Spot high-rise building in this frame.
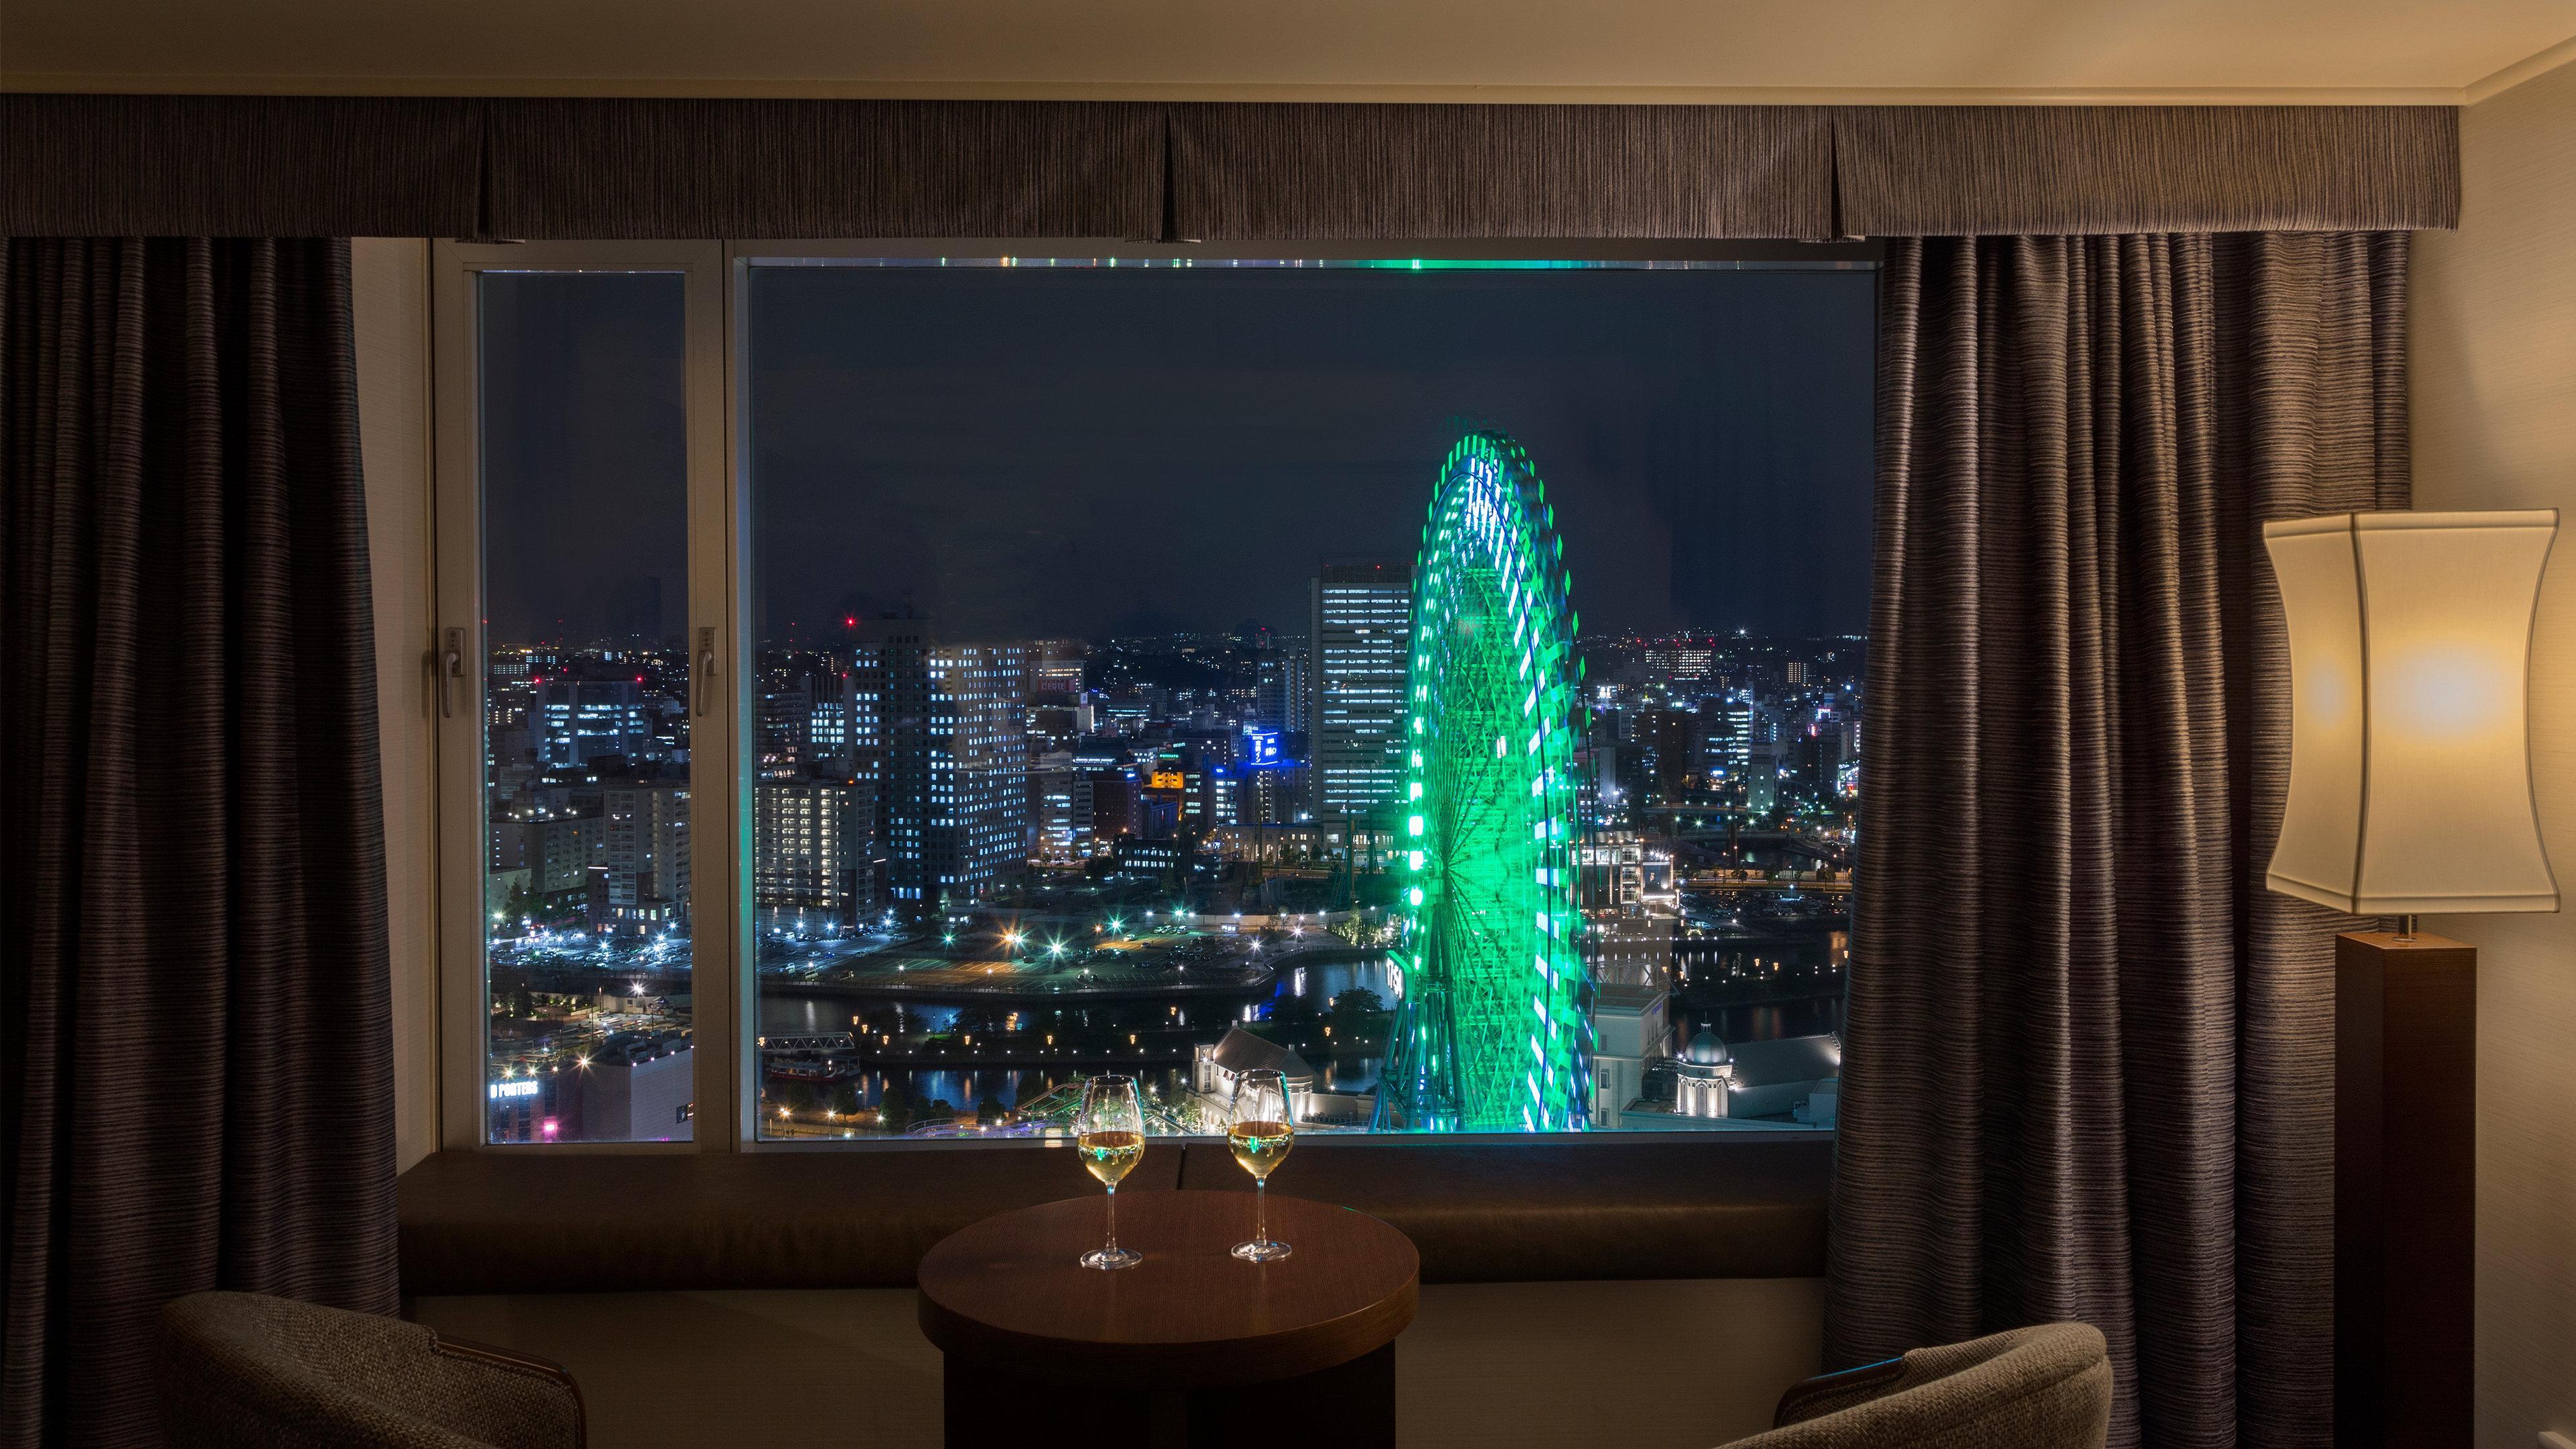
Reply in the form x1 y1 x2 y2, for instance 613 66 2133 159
1701 690 1756 796
756 676 814 777
1082 767 1140 842
535 679 649 766
1643 641 1716 686
807 682 852 769
1239 759 1311 824
1254 643 1312 737
596 778 690 936
1635 706 1703 797
1740 698 1786 812
754 777 872 922
1308 563 1412 820
1028 752 1087 863
492 810 606 900
852 619 1028 908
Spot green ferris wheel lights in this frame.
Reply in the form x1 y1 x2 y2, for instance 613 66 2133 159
1374 429 1593 1133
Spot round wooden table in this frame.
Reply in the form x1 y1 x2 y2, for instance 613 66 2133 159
918 1193 1419 1449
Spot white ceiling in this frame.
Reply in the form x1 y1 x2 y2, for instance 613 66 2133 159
4 0 2572 103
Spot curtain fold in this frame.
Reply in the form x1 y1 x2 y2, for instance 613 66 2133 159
1829 231 2407 1449
0 237 396 1449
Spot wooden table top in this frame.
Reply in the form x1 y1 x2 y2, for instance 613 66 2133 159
916 1193 1419 1387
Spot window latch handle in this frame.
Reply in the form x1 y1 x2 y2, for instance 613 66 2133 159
696 627 717 717
441 628 466 718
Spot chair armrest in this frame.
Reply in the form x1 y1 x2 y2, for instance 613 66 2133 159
1774 1356 1907 1428
426 1336 587 1449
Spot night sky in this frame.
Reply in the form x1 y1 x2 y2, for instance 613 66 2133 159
482 263 1877 647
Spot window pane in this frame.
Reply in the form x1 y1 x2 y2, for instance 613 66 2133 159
744 260 1868 1140
479 272 694 1144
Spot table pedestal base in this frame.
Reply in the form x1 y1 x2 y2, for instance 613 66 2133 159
943 1343 1396 1449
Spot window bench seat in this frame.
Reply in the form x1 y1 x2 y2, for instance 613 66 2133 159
396 1138 1830 1297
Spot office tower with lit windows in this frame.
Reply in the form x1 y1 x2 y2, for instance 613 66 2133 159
1642 641 1716 686
755 676 814 776
1699 689 1758 798
753 777 872 922
1028 752 1087 863
535 679 650 766
1254 642 1311 737
1308 563 1412 820
852 618 1029 908
806 671 852 771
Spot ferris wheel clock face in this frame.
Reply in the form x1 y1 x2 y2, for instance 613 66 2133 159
1374 430 1593 1134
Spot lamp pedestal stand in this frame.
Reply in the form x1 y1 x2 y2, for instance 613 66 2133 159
2334 930 2475 1449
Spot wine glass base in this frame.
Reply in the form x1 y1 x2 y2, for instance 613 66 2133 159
1079 1246 1144 1271
1231 1239 1293 1263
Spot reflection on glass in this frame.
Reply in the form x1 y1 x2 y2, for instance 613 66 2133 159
1227 1068 1294 1263
1075 1075 1147 1271
479 272 692 1144
742 261 1868 1141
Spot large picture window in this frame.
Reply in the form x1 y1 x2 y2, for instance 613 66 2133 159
438 244 1872 1148
739 253 1873 1141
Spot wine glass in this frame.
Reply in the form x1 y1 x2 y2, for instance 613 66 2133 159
1226 1069 1295 1263
1073 1075 1146 1271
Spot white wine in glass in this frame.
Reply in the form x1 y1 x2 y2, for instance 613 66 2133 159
1227 1068 1294 1263
1075 1075 1146 1270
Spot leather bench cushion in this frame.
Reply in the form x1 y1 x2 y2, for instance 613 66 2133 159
398 1144 1181 1296
1178 1138 1829 1282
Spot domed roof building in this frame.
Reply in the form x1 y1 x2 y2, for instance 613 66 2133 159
1682 1028 1732 1067
1673 1024 1735 1119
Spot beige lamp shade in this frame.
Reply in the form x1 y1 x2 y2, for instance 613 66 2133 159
2265 509 2559 916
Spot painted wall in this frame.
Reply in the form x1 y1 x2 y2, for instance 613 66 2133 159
354 236 441 1172
2410 52 2576 1449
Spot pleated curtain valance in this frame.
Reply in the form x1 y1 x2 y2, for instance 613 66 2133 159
0 93 2461 239
0 95 484 238
478 99 1168 240
1831 105 2461 235
1163 103 1836 239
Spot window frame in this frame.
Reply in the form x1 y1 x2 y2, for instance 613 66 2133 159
433 240 741 1152
433 236 1872 1154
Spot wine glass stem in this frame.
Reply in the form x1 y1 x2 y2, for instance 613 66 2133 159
1105 1184 1118 1256
1255 1177 1267 1246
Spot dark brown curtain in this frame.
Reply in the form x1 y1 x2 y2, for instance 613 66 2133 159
0 237 396 1448
1833 107 2459 235
1829 232 2407 1449
478 99 1165 241
1 95 2461 241
1167 103 1836 240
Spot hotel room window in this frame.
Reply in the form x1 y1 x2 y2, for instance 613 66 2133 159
741 256 1873 1140
472 271 696 1143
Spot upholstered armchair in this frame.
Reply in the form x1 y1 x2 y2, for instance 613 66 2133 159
159 1291 583 1449
1729 1323 2112 1449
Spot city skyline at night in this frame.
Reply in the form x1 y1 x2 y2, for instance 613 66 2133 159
474 260 1872 1142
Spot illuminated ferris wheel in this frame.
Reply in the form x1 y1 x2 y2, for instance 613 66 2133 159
1373 430 1593 1133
